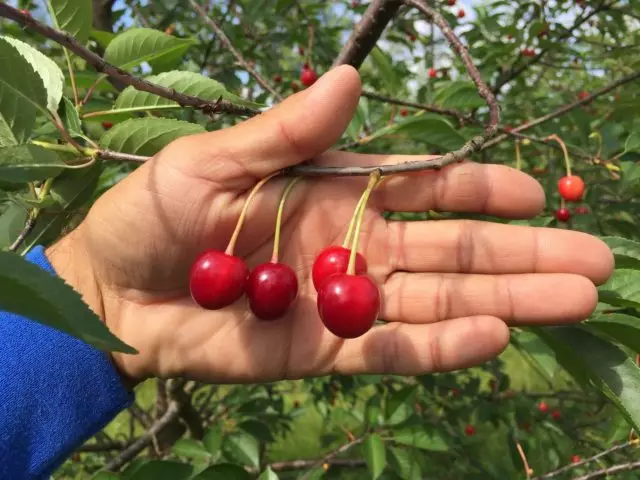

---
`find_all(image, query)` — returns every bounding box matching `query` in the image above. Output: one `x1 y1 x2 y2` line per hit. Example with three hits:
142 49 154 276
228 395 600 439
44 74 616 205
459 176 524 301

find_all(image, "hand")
47 66 614 386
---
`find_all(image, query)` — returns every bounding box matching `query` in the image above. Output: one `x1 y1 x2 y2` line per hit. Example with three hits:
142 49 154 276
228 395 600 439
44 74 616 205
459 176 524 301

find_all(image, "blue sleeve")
0 246 134 479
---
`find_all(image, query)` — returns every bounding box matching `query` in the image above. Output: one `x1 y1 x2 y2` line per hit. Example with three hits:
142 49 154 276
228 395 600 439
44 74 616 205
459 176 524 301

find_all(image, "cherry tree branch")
188 0 282 100
300 435 367 479
573 461 640 480
333 0 403 69
0 4 258 117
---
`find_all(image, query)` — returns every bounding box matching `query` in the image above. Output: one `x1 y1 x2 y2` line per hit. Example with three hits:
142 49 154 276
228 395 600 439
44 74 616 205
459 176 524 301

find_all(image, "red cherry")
574 205 590 215
298 46 305 55
400 108 409 117
464 424 475 436
19 9 31 16
102 121 113 130
507 34 514 40
571 455 581 464
408 34 417 42
429 67 437 78
312 246 367 291
247 262 298 320
537 401 549 413
555 207 571 222
447 0 456 5
557 175 585 201
450 387 460 398
273 74 282 83
578 90 589 101
317 274 379 339
300 67 318 87
457 9 465 18
551 409 561 421
189 250 248 309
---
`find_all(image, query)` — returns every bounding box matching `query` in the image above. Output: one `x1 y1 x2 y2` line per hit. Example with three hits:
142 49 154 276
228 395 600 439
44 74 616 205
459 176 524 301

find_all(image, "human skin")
46 65 614 387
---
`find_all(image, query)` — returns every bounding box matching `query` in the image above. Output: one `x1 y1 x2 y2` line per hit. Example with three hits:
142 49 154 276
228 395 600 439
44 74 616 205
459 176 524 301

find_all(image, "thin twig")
189 0 282 100
8 214 36 252
573 461 640 480
300 435 367 480
78 441 128 453
0 4 257 117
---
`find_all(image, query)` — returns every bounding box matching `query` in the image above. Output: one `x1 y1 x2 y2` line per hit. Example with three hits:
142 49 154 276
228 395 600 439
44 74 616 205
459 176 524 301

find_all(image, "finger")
173 65 361 182
318 152 545 218
334 316 509 376
386 221 614 284
382 272 597 325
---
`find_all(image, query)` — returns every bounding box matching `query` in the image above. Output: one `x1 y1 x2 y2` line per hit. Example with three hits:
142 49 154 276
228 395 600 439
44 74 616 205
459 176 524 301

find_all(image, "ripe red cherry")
300 67 318 87
464 424 475 436
400 108 408 117
555 207 571 222
557 175 585 201
429 67 437 78
578 90 589 100
447 0 456 5
247 262 298 320
537 401 549 413
571 455 581 464
273 74 282 83
457 9 465 18
408 34 417 42
312 246 367 291
317 274 379 339
189 250 248 309
551 409 561 421
102 121 113 130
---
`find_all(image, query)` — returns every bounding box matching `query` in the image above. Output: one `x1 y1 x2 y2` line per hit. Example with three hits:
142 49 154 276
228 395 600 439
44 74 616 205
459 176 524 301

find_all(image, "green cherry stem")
347 170 382 275
545 134 572 176
515 140 522 171
342 191 369 249
271 177 302 263
225 172 280 256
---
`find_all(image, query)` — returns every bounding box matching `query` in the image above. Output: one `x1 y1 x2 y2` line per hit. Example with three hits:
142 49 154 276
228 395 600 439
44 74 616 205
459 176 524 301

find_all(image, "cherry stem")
225 172 280 256
271 177 302 263
342 191 369 249
347 170 382 275
515 140 522 171
545 134 571 176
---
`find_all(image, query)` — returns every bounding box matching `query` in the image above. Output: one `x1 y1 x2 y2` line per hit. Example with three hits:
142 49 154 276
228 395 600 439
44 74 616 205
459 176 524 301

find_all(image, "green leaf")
91 29 116 48
0 144 64 183
172 439 211 459
104 28 195 72
388 446 422 480
193 464 252 480
239 419 274 442
364 433 386 479
433 81 486 109
534 325 640 432
510 329 558 383
125 460 193 480
59 96 83 137
599 269 640 309
0 114 17 147
91 472 121 480
386 386 416 425
0 37 48 143
393 426 449 451
601 236 640 270
2 36 64 112
394 114 465 150
203 426 223 455
0 202 27 249
589 314 640 353
114 71 260 112
99 118 204 156
257 467 279 480
224 432 260 468
0 251 136 353
368 47 399 92
624 132 640 154
47 0 93 44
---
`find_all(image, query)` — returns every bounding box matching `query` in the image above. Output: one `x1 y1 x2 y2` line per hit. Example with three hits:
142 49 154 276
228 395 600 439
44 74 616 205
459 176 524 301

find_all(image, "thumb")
181 65 361 180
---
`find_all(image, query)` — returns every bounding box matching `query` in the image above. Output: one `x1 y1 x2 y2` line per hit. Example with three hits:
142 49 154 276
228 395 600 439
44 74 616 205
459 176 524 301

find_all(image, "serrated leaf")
172 439 211 459
114 71 260 114
257 467 279 480
393 114 465 150
224 432 260 468
59 96 83 137
203 426 223 456
0 114 17 147
368 47 400 93
393 426 449 451
433 81 485 109
104 28 195 72
0 144 64 183
533 325 640 432
125 460 193 480
599 269 640 309
0 37 48 143
624 132 640 154
589 314 640 353
511 329 558 383
2 36 64 112
193 464 251 480
386 386 416 425
388 446 422 480
99 118 204 156
601 236 640 269
47 0 93 44
0 251 136 353
364 434 386 479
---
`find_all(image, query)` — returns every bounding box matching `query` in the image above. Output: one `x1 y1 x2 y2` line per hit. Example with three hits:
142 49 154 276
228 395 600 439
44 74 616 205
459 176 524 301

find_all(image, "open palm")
47 66 614 386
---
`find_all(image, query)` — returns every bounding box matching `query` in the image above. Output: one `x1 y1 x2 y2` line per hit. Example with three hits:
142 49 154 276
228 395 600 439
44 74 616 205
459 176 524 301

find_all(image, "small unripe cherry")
317 274 379 339
447 0 456 5
102 121 113 130
457 9 465 18
400 108 408 117
189 250 248 309
247 262 298 320
551 409 561 421
578 90 589 100
408 34 417 42
300 67 318 87
464 424 475 436
312 246 367 291
571 455 581 464
555 207 571 222
429 67 437 78
557 175 585 201
273 74 282 83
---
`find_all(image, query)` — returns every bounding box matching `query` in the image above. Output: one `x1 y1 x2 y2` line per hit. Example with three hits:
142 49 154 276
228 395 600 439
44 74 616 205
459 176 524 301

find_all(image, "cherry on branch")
189 251 249 309
312 246 367 291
